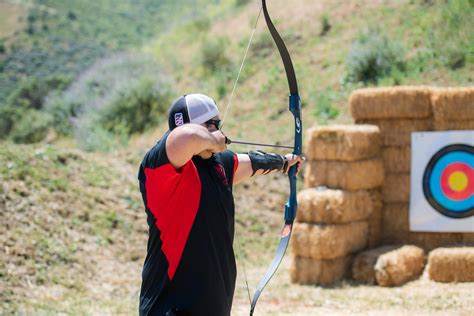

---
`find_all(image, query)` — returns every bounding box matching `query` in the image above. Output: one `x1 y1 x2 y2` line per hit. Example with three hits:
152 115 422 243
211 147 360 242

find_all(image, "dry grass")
0 2 25 39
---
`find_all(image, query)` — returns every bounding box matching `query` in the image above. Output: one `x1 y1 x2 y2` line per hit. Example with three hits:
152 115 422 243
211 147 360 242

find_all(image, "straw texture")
428 247 474 282
305 124 381 161
350 86 432 120
304 159 384 190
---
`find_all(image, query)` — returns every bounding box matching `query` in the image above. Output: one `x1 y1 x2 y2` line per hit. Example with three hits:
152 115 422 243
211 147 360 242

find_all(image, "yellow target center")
448 171 468 192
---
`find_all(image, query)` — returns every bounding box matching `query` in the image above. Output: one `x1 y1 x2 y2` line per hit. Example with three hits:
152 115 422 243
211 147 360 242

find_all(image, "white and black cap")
168 94 220 130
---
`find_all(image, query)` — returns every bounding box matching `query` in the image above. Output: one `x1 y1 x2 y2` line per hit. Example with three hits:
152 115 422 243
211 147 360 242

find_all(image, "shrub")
9 110 53 144
74 115 121 152
49 53 173 151
345 28 406 84
235 0 251 7
7 75 72 110
200 37 231 74
99 79 170 135
0 75 71 140
320 15 331 36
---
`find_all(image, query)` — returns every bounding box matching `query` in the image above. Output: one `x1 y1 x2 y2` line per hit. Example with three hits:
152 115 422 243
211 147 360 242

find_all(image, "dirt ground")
231 253 474 316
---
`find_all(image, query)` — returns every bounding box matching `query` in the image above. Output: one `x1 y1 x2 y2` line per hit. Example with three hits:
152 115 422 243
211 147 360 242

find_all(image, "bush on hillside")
200 37 231 74
9 110 53 144
320 14 331 36
235 0 251 7
0 75 71 142
46 53 172 151
99 79 170 135
344 28 406 84
7 75 72 110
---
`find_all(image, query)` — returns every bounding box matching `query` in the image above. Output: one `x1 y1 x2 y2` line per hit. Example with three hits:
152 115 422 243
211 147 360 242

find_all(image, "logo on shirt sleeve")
214 163 229 188
175 113 184 126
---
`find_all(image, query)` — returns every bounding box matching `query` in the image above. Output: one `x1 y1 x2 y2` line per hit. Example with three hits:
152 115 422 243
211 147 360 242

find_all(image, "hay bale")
291 222 368 260
352 245 399 284
382 146 411 173
381 203 464 248
434 119 474 131
366 196 383 248
381 203 409 243
428 247 474 282
349 86 432 120
382 173 410 203
431 87 474 121
291 255 351 285
304 159 384 190
305 125 381 161
462 234 474 245
374 245 425 286
296 188 381 224
355 118 432 146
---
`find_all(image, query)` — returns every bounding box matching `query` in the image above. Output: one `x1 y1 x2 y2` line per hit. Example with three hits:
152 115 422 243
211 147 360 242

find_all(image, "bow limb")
249 1 302 315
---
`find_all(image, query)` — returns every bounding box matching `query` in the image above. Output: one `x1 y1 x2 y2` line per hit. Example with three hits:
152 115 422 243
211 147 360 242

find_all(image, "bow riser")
286 94 301 223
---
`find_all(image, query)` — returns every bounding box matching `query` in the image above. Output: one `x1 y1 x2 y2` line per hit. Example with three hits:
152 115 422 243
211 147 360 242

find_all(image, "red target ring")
440 162 473 201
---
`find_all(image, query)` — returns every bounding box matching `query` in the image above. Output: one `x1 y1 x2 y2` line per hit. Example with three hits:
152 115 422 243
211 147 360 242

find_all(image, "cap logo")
174 113 184 126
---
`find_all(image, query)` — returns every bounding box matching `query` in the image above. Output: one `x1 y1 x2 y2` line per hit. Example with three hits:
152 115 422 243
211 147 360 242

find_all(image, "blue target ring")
423 144 474 218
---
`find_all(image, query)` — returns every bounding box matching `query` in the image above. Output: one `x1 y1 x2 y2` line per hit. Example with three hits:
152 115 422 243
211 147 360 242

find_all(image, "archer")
138 93 304 315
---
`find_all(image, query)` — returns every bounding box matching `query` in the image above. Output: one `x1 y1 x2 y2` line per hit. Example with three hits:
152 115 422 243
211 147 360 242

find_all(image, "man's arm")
233 151 304 185
166 124 227 169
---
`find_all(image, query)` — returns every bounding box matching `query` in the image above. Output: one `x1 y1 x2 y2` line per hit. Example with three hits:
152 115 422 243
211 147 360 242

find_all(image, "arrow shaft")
229 140 293 150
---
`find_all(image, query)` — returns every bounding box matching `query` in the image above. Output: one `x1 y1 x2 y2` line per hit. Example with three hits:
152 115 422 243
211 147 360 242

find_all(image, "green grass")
0 0 221 102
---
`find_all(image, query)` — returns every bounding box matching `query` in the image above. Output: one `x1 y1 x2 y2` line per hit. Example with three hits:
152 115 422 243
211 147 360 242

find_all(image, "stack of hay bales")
290 125 383 285
352 245 425 286
430 87 474 246
349 87 464 249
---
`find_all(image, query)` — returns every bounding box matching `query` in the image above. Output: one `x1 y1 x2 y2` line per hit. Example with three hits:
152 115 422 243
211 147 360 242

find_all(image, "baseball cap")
168 94 220 130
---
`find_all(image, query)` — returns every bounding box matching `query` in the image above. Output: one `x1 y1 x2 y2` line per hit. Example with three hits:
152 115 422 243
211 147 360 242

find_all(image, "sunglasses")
204 119 221 130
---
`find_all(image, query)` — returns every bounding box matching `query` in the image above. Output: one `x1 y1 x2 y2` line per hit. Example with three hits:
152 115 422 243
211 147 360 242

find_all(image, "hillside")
148 0 472 150
0 142 146 313
1 0 473 314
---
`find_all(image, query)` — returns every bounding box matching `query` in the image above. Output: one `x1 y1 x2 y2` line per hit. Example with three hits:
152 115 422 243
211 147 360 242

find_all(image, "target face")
423 144 474 218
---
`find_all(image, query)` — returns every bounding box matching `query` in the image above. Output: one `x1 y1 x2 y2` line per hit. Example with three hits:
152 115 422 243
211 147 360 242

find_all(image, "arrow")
225 138 293 150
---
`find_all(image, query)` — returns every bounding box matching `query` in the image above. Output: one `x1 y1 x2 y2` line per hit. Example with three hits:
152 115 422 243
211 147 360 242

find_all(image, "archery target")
410 131 474 232
423 144 474 218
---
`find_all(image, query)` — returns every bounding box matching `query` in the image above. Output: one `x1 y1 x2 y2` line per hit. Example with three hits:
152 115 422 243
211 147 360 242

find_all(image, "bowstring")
223 3 263 308
220 5 262 129
235 230 251 306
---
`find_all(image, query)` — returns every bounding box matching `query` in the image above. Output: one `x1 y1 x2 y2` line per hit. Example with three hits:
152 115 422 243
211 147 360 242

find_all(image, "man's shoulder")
141 132 170 169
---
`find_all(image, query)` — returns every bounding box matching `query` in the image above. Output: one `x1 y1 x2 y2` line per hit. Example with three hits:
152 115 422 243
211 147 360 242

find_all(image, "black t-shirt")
138 132 238 316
